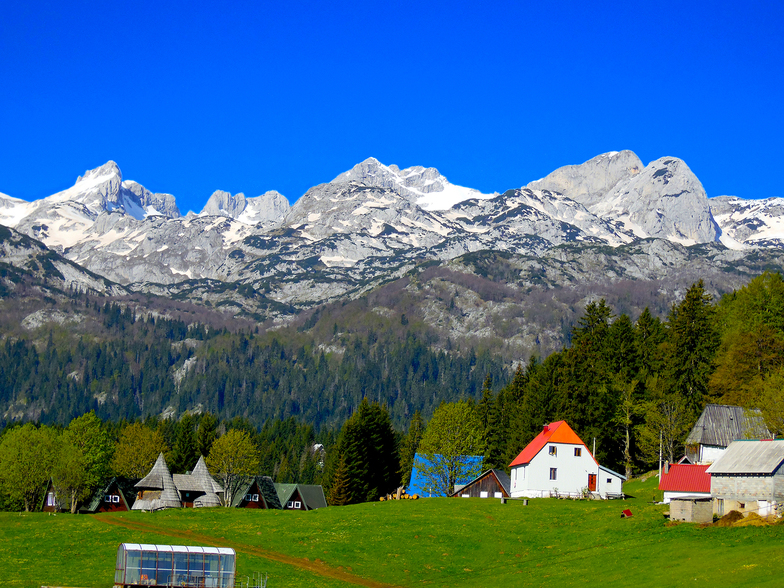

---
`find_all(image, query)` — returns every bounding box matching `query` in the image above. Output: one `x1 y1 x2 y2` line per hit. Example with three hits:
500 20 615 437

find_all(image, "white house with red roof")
509 421 626 499
657 463 711 503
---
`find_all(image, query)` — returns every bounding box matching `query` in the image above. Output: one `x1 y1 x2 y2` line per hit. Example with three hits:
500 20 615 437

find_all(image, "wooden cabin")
232 476 282 509
451 469 511 498
274 483 327 511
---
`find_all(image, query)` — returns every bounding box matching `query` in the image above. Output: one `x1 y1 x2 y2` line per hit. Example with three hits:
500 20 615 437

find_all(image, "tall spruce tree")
667 280 720 420
171 414 199 474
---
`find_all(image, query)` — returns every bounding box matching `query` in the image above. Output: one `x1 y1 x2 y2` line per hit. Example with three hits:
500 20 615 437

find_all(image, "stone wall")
711 474 783 501
671 499 713 523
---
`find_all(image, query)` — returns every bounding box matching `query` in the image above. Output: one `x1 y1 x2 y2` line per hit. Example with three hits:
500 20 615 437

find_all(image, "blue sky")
1 1 782 213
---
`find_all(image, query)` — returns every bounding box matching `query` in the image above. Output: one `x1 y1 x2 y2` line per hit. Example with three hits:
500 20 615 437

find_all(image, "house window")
606 478 612 484
252 494 259 502
245 494 252 502
294 501 302 509
494 492 502 498
105 495 112 503
550 468 557 480
549 446 557 456
112 495 120 503
47 492 56 506
574 448 581 457
480 491 488 498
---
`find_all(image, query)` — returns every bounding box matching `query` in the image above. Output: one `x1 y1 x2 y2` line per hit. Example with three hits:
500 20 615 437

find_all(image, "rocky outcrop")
528 150 644 208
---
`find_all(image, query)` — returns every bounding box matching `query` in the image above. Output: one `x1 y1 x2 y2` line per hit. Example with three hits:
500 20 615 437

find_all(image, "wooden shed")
450 469 511 498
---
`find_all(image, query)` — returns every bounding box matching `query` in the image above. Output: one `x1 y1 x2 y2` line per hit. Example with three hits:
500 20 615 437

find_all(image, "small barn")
669 496 713 523
707 439 784 518
450 469 511 498
275 483 327 511
684 404 770 464
658 463 711 504
232 476 282 509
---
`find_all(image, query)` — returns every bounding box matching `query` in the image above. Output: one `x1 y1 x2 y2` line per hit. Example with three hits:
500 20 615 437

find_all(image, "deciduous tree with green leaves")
111 423 169 479
415 401 485 496
206 429 260 507
0 423 58 511
61 411 113 508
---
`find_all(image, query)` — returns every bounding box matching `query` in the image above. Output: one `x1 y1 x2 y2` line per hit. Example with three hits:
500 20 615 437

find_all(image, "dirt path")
94 514 402 588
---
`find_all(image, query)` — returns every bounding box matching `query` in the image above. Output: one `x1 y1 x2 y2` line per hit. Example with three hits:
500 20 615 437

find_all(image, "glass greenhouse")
114 544 236 588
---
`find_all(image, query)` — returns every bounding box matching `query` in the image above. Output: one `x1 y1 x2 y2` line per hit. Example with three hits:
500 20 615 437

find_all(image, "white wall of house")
596 467 625 498
699 444 725 464
510 442 598 498
662 490 711 504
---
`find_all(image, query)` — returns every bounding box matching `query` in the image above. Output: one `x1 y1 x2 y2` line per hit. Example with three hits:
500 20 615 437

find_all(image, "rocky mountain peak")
527 150 643 207
601 156 718 244
75 161 122 185
201 190 248 218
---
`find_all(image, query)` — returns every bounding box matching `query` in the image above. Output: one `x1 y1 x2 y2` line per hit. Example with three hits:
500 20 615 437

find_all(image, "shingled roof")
231 476 282 509
191 456 223 507
685 404 770 447
133 453 181 510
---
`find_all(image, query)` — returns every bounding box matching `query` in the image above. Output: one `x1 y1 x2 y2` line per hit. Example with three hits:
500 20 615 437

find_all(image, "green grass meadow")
2 476 783 588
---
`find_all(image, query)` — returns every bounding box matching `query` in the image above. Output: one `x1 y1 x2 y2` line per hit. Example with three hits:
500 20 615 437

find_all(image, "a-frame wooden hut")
275 483 327 511
232 476 282 509
80 477 135 513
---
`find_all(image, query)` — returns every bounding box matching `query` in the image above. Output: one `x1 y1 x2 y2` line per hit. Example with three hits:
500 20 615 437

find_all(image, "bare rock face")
123 181 181 218
599 157 719 244
201 189 289 228
202 190 248 218
528 150 644 208
530 152 718 245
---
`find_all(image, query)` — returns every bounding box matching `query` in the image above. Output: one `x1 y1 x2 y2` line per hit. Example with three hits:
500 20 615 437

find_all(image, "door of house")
588 474 597 492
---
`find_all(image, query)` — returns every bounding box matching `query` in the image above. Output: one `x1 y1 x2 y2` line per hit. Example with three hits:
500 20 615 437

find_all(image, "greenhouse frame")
114 544 236 588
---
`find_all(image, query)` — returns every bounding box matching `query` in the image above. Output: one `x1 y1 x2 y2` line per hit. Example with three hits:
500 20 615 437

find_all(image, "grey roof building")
684 404 771 464
133 453 223 510
706 439 784 518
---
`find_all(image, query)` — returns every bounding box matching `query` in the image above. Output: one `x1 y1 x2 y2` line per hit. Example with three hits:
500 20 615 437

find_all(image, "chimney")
542 424 549 434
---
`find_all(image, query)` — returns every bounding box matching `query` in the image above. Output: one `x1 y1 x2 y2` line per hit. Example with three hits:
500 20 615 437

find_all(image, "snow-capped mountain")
1 151 783 314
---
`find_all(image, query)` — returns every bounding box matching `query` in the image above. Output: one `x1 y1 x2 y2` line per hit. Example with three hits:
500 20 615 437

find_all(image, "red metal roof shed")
658 464 711 493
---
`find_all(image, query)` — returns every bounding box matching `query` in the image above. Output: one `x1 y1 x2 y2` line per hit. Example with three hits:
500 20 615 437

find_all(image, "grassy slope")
2 476 783 588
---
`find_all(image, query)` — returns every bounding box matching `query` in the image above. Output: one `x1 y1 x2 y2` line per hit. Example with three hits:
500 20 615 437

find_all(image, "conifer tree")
327 455 351 506
170 414 199 474
667 280 720 420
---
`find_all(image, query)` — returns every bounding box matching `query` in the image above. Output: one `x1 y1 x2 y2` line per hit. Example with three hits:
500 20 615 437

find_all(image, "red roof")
509 421 595 467
658 464 711 493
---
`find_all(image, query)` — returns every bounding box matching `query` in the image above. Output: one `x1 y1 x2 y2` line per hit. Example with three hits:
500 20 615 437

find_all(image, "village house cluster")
41 404 782 522
658 404 783 523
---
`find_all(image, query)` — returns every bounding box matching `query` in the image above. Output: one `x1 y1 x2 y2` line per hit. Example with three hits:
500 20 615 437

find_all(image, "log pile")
379 486 419 501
